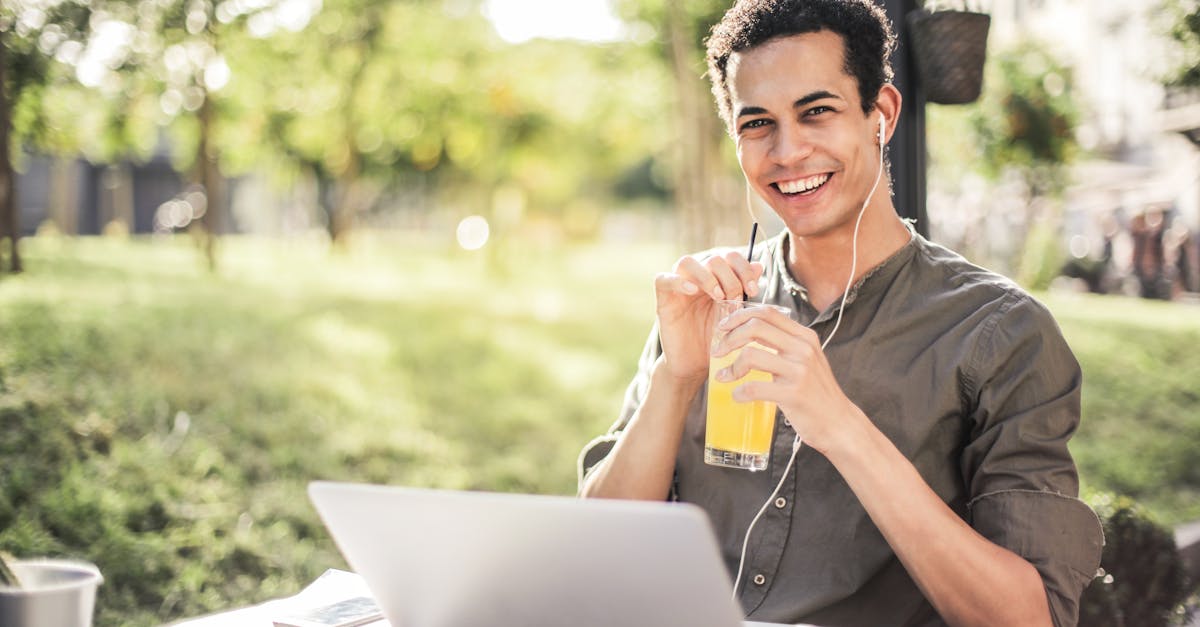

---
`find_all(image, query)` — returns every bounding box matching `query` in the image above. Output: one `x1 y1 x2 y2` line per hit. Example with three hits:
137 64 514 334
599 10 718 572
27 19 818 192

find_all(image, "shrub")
1080 494 1197 627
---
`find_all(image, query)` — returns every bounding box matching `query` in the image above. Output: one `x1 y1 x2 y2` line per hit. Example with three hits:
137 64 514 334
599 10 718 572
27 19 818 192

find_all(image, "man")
578 1 1103 626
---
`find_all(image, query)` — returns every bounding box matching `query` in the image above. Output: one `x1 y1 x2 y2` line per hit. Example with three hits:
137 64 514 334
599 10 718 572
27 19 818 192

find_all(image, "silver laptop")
308 481 777 627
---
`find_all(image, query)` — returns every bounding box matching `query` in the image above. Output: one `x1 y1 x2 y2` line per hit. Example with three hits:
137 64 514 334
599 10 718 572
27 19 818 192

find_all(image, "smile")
774 173 832 195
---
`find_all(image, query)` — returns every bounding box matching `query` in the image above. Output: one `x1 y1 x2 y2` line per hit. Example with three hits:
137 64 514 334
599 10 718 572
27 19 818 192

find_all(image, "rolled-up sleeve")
969 490 1102 626
961 293 1104 627
577 324 662 493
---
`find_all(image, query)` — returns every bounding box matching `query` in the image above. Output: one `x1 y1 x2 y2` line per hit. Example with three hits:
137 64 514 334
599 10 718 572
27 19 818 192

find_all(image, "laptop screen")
308 481 749 627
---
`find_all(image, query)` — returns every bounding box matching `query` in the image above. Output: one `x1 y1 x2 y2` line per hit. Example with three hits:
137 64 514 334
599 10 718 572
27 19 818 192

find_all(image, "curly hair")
705 0 897 133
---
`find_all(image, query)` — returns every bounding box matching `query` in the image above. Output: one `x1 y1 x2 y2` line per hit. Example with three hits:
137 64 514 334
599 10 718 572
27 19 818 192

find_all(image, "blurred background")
0 0 1198 625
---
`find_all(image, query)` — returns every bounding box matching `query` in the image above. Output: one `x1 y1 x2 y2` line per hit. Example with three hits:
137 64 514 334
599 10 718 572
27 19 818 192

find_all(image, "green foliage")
1079 494 1197 627
1046 291 1200 526
1016 216 1067 290
215 0 672 218
1163 0 1200 87
967 41 1080 195
5 0 681 240
0 234 668 625
2 1 91 156
928 39 1081 191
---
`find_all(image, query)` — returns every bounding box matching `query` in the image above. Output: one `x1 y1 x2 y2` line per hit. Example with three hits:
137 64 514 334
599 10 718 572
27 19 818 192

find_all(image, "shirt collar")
768 222 920 320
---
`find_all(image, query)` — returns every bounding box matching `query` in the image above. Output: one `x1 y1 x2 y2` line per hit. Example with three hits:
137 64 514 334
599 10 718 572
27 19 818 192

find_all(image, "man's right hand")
653 250 765 383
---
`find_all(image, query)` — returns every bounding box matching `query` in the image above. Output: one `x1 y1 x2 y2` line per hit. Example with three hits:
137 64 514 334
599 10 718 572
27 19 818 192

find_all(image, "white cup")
0 559 103 627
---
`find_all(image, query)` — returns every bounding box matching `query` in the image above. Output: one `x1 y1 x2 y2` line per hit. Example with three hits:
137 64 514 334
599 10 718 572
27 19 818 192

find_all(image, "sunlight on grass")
1042 291 1200 525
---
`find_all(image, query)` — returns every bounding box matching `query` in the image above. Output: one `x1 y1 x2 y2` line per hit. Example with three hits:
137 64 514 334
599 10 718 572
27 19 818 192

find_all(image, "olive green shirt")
580 230 1103 627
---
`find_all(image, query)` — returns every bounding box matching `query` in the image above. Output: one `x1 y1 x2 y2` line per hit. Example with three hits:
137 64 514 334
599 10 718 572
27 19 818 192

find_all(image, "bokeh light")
456 215 490 250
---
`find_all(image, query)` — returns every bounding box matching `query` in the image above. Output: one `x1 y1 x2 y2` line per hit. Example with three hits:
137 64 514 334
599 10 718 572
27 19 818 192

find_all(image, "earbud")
877 115 886 146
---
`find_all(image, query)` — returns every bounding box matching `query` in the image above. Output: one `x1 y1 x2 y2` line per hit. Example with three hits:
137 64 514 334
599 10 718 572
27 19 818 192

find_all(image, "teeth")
778 173 830 194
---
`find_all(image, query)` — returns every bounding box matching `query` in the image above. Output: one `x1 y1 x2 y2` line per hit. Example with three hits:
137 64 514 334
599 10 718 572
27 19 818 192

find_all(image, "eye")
738 118 772 133
804 105 834 117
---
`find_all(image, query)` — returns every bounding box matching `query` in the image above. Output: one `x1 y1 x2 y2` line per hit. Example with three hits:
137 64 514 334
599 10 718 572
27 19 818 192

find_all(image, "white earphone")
732 107 891 604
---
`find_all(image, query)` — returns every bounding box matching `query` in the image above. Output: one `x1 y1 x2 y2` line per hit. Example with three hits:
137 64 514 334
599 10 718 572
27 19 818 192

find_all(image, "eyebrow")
734 90 843 119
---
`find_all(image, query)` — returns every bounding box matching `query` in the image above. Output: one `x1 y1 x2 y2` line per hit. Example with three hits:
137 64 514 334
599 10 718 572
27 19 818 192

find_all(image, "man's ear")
873 83 902 145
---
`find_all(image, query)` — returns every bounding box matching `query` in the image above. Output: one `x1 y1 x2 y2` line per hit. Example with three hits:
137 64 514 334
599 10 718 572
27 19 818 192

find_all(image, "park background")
1 0 1199 625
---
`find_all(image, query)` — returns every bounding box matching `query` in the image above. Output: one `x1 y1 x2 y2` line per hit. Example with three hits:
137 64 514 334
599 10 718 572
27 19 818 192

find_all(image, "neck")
787 204 911 312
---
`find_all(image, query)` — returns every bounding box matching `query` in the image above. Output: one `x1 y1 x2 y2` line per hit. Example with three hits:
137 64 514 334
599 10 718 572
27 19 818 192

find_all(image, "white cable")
732 117 887 603
820 124 885 351
732 435 803 599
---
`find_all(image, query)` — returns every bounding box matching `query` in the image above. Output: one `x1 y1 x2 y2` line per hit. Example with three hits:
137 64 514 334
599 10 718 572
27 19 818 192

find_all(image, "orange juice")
704 342 776 471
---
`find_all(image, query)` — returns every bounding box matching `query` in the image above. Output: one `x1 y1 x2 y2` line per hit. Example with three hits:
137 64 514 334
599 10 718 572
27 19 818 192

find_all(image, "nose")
768 120 814 167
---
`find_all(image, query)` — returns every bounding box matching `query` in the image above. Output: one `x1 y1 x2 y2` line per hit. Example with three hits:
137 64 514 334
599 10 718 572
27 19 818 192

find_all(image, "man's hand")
709 305 1055 627
709 304 858 453
581 249 763 501
654 251 764 384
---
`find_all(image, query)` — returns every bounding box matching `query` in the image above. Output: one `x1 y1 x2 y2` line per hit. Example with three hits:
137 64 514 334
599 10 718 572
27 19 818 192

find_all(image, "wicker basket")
907 9 991 105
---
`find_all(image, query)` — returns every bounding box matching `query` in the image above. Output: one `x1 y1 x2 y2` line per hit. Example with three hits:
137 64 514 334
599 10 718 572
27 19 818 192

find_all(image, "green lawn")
0 233 669 625
0 234 1196 625
1044 291 1200 526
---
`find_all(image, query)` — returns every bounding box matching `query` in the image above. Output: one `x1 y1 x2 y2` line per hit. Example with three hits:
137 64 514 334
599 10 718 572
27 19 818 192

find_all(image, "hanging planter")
907 1 991 105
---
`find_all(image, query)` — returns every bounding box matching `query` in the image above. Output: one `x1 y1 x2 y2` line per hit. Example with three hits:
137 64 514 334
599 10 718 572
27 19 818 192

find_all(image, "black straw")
743 222 759 302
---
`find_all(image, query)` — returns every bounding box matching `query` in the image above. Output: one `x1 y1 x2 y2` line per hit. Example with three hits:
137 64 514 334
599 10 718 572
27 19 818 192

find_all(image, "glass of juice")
704 299 791 471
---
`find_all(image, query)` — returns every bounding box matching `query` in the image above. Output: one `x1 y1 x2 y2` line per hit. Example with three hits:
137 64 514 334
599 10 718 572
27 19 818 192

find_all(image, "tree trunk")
329 155 359 246
666 3 744 251
0 34 22 273
193 90 220 272
327 17 380 247
314 166 335 239
49 157 78 234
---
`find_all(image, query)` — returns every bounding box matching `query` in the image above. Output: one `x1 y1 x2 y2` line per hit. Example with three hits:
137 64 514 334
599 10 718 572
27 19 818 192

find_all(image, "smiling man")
578 1 1103 626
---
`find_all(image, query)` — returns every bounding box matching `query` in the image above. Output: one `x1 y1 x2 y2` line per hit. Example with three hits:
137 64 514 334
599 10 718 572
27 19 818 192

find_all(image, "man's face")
728 30 881 239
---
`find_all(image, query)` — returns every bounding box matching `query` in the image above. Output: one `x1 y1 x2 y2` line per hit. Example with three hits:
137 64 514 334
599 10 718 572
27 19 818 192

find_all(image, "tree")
0 1 95 273
124 0 321 269
220 0 670 246
615 0 746 250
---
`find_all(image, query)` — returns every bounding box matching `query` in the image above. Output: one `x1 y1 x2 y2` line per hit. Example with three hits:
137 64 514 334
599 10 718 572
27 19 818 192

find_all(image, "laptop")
308 481 781 627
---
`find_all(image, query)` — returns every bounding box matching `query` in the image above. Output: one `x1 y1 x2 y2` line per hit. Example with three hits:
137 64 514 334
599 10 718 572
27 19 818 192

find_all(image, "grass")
1044 291 1200 526
0 233 1196 625
0 233 669 625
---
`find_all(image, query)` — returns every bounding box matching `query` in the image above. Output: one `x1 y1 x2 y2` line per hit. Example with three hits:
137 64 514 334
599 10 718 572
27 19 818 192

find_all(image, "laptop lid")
307 481 747 627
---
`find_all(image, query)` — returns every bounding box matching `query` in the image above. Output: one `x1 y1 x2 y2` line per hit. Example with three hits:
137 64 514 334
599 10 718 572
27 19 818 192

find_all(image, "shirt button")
774 497 786 509
753 574 766 586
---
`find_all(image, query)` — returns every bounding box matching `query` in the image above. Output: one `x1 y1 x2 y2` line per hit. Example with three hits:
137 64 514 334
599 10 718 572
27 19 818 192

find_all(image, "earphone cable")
732 116 886 603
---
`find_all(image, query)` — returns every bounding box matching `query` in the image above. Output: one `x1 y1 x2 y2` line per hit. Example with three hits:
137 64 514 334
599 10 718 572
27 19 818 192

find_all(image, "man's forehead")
728 31 856 104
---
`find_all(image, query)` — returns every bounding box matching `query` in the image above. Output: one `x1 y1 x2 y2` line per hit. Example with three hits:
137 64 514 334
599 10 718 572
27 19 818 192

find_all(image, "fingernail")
712 288 725 300
682 282 698 294
716 367 731 382
747 283 758 297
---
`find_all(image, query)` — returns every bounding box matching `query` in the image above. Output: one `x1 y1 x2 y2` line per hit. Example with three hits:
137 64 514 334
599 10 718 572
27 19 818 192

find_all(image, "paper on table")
169 569 389 627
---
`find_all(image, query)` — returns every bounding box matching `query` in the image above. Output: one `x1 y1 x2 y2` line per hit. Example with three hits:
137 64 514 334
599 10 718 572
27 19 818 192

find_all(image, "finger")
675 255 724 300
655 271 700 296
713 316 807 359
731 378 797 406
718 305 814 344
720 251 764 298
703 255 745 302
730 378 783 405
717 344 798 383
